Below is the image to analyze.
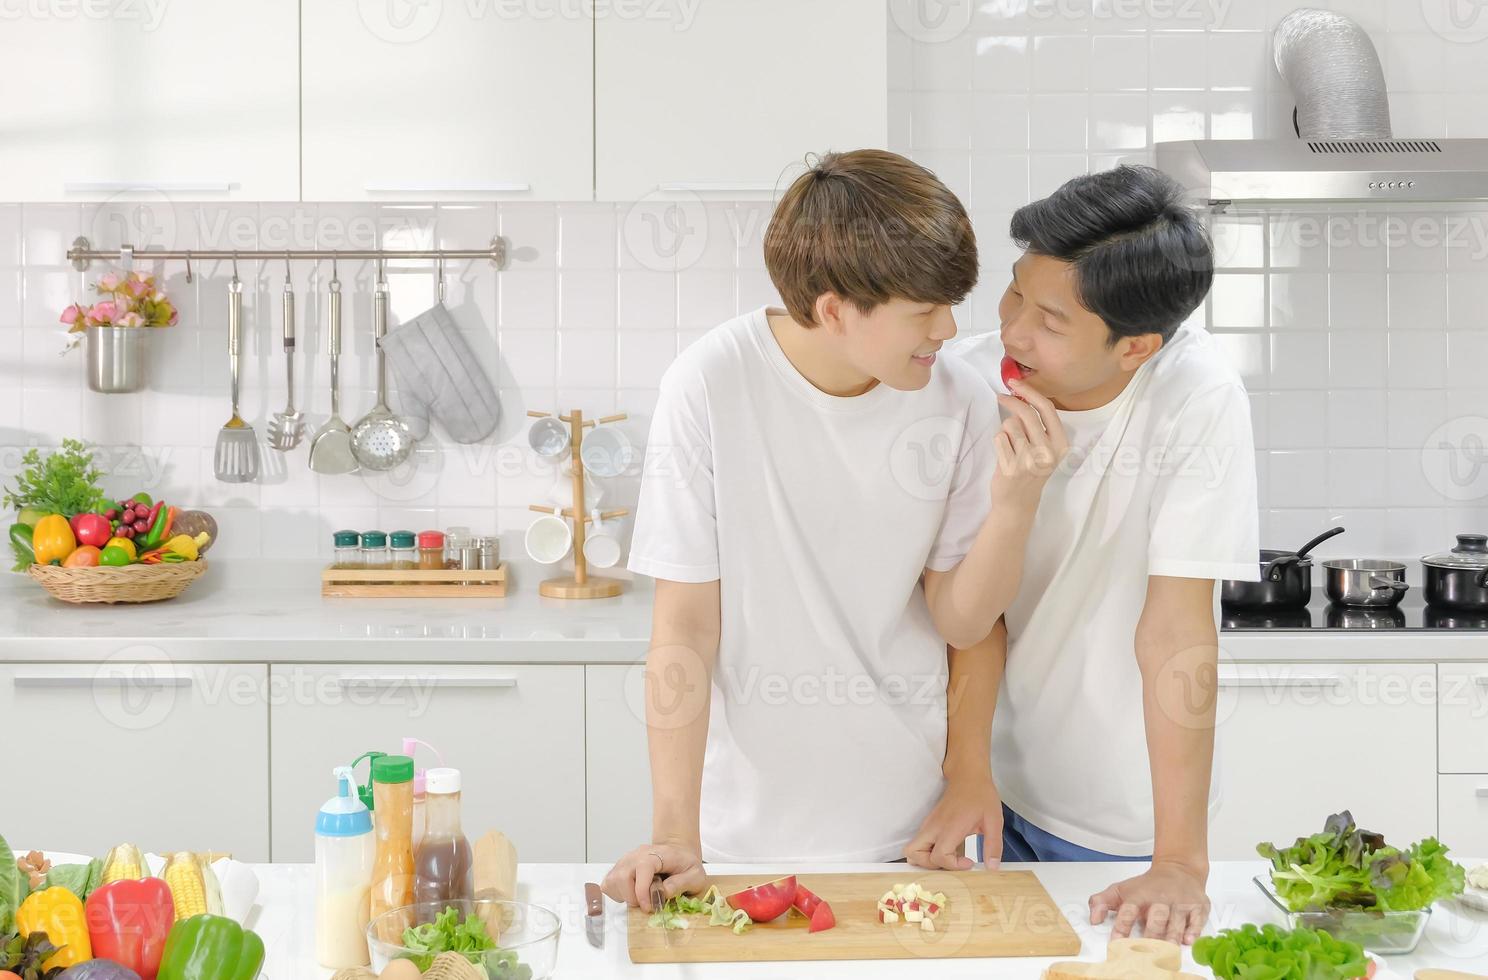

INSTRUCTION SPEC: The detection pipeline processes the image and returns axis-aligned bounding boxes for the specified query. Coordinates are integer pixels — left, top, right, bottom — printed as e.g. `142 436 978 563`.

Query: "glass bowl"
366 899 561 978
1252 876 1430 954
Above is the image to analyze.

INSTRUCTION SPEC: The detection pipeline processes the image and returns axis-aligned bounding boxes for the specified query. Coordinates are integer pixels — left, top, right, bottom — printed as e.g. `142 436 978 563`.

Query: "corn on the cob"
100 843 146 885
200 854 224 916
163 851 208 920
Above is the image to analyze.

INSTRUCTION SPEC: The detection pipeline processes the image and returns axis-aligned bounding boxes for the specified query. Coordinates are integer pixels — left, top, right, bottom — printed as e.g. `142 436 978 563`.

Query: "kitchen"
2 0 1487 977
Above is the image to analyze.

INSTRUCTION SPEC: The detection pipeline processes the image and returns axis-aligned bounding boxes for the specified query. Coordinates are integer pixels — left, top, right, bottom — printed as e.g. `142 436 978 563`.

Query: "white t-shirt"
947 324 1260 856
628 307 1001 862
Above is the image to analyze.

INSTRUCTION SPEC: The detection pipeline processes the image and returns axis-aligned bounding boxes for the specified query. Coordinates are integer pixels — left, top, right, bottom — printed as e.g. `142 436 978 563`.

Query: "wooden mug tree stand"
528 409 630 599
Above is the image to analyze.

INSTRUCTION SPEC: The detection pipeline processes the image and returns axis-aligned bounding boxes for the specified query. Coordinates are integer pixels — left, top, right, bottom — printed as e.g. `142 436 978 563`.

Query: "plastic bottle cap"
418 530 445 549
317 766 373 837
390 530 416 549
361 530 388 548
371 754 414 784
425 767 461 794
333 530 361 547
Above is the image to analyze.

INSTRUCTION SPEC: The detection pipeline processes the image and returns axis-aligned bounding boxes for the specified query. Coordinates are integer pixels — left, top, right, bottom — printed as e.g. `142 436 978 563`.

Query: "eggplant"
58 960 143 980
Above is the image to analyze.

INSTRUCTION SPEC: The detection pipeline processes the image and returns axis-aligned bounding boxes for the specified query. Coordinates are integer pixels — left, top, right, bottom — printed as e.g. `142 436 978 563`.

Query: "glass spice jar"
418 531 446 570
389 530 417 569
360 530 390 569
444 526 472 570
333 530 362 569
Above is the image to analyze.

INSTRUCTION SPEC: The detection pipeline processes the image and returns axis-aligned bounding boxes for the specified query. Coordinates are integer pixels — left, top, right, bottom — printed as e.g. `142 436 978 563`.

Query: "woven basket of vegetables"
28 559 208 604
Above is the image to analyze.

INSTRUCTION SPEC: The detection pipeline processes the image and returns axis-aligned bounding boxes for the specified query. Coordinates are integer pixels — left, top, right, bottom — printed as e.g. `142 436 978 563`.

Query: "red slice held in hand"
1000 354 1024 390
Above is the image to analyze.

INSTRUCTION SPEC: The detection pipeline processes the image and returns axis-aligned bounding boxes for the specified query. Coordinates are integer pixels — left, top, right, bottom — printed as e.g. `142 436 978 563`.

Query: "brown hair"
763 149 978 326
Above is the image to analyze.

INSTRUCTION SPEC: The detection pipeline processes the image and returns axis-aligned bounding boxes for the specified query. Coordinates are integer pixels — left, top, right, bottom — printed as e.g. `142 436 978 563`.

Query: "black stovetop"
1221 592 1488 631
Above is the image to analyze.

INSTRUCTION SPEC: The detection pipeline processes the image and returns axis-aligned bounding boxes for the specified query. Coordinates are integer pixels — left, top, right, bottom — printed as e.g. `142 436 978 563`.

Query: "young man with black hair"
909 165 1260 946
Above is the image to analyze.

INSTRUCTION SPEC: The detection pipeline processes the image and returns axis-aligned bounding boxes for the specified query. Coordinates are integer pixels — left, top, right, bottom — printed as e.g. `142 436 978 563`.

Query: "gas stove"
1221 592 1488 631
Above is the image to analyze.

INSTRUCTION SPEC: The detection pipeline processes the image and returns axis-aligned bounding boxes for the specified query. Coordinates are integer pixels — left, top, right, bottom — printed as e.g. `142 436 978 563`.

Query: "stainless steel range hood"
1155 137 1488 209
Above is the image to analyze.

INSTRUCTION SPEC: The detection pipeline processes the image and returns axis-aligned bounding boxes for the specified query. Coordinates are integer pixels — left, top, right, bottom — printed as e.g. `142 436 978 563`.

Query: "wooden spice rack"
528 408 629 599
321 565 507 598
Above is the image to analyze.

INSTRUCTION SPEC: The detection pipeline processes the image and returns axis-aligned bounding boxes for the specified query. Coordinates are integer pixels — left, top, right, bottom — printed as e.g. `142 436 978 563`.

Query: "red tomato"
71 512 113 548
725 875 797 923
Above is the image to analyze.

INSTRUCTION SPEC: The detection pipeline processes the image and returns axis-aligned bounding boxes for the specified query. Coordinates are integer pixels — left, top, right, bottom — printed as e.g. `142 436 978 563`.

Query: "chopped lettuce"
1194 923 1369 980
648 884 751 934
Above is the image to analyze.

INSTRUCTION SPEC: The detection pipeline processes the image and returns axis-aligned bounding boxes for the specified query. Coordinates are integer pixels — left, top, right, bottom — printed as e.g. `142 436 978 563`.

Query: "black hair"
1009 165 1212 344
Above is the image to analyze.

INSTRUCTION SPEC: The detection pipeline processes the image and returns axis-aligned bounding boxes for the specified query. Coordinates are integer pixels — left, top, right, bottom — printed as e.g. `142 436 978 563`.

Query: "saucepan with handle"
1220 526 1346 610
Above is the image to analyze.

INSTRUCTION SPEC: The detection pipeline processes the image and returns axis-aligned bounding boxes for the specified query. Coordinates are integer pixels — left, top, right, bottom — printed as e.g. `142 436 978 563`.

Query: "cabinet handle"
362 181 531 194
336 674 518 690
1477 787 1488 799
657 181 778 193
14 672 193 690
63 180 234 193
1216 671 1342 690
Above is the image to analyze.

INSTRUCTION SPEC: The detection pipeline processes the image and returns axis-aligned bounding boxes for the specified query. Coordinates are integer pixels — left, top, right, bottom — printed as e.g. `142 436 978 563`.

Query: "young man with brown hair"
601 149 1067 907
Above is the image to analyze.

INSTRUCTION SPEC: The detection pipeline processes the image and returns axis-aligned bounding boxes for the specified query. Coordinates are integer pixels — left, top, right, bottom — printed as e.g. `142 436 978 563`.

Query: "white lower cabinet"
268 665 585 863
1438 663 1488 773
585 665 652 862
1208 663 1437 859
0 663 270 860
1439 774 1488 856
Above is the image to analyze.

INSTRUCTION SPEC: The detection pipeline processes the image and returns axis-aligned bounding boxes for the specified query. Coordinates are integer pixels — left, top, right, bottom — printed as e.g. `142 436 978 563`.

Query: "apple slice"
809 900 836 933
1000 354 1024 390
725 875 797 923
792 884 824 919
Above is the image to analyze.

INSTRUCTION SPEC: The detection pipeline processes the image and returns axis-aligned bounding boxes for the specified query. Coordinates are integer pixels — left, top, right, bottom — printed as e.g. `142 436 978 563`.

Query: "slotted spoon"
350 260 415 471
213 270 260 483
266 259 304 451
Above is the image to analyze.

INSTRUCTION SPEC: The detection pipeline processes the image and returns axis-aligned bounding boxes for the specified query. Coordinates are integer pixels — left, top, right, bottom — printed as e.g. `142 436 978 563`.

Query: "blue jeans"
986 805 1151 863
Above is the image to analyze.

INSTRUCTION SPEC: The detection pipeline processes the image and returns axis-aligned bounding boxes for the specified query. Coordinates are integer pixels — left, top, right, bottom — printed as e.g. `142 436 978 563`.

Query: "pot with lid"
1421 533 1488 611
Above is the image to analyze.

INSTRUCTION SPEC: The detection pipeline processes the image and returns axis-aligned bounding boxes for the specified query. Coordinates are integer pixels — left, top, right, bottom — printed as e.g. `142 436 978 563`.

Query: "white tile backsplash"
5 1 1486 565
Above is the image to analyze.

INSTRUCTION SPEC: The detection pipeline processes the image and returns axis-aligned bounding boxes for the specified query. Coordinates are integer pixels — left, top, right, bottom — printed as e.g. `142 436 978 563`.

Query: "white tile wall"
4 1 1488 568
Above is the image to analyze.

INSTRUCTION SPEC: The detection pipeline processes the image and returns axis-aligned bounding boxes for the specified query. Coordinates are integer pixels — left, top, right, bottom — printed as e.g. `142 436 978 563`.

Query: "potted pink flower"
63 269 179 393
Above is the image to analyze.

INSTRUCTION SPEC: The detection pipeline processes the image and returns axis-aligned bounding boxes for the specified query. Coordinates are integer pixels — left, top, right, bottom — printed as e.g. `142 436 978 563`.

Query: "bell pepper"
32 513 77 565
16 886 93 969
85 878 175 980
157 915 263 980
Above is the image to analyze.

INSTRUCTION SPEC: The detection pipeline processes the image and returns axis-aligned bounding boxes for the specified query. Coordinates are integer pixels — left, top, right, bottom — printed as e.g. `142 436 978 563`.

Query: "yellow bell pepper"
31 513 76 565
16 886 92 969
162 532 210 562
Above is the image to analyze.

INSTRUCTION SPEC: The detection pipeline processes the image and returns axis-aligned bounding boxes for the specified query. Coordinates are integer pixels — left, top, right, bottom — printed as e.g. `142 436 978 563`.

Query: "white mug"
583 510 622 569
580 424 634 478
524 514 573 565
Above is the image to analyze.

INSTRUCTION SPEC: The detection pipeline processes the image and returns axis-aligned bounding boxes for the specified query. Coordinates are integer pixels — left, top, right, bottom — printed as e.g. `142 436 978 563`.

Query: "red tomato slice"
725 875 797 923
999 355 1024 389
792 884 823 919
809 900 835 933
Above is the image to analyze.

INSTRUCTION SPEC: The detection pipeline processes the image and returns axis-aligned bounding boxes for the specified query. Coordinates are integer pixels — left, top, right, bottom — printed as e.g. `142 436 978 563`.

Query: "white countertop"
244 860 1488 979
3 562 1486 663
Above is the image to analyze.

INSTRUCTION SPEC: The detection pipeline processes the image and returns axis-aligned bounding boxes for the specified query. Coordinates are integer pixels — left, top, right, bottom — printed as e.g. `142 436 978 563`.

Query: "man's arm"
905 619 1008 870
1089 574 1218 944
922 382 1067 649
600 578 720 910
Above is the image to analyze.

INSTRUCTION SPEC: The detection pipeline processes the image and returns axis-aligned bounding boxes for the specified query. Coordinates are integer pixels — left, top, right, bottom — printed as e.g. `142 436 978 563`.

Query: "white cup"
524 514 573 565
583 510 622 569
528 417 570 459
580 424 634 478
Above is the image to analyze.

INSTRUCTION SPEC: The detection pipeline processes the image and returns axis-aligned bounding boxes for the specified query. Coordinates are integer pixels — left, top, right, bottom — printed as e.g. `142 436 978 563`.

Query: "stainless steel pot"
1323 559 1409 608
1422 533 1488 612
85 324 150 393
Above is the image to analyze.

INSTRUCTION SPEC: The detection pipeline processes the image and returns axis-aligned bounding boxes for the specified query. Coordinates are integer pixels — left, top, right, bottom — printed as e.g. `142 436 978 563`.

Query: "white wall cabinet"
585 665 652 862
0 663 270 860
1208 663 1438 860
267 664 585 863
594 0 888 201
300 4 593 201
0 1 299 202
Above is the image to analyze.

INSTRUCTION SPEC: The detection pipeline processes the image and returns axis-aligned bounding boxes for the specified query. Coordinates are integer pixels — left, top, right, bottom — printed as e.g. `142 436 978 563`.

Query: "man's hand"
991 379 1069 507
1088 861 1210 945
600 840 708 912
904 775 1004 871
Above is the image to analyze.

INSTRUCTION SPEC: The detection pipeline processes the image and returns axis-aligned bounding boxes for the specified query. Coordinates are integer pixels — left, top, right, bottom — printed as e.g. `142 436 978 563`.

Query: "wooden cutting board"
627 870 1081 964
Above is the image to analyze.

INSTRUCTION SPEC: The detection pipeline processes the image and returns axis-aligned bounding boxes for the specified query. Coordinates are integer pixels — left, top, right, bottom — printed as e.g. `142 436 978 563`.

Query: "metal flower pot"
85 325 150 393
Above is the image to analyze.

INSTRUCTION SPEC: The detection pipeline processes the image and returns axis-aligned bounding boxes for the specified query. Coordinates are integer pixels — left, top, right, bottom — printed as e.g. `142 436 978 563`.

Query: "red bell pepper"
85 877 176 980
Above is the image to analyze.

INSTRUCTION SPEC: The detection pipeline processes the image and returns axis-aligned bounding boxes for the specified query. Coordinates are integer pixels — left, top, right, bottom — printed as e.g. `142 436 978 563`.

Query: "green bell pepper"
157 915 264 980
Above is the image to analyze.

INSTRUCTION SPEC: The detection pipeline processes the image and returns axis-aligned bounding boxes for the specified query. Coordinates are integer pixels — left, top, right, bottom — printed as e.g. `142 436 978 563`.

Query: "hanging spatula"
267 258 304 451
308 266 358 475
213 268 261 483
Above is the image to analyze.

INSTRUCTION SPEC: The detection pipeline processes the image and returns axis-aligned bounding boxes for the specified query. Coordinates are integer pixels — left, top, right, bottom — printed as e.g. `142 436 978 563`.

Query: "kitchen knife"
651 876 671 948
584 881 604 949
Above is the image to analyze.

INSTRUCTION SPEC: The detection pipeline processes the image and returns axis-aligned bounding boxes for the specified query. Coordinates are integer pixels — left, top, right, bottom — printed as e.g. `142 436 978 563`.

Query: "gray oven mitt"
380 302 501 444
